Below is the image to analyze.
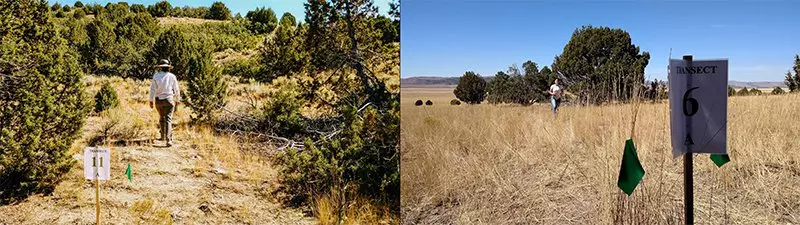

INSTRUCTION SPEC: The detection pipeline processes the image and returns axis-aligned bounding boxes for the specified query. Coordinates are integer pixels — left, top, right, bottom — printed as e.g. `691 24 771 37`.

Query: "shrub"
425 100 433 105
74 1 83 8
373 15 398 45
279 12 296 28
246 7 277 35
149 1 171 17
414 100 423 106
258 25 308 82
97 106 147 143
0 0 90 202
84 11 159 78
55 10 65 18
749 88 762 96
94 82 120 113
72 8 85 19
454 71 487 104
166 21 258 52
187 52 228 123
772 87 786 95
51 2 61 11
737 87 749 96
728 86 736 97
130 4 145 13
206 1 230 20
221 56 261 80
277 96 400 208
450 99 461 105
62 5 71 12
262 78 306 137
145 27 197 80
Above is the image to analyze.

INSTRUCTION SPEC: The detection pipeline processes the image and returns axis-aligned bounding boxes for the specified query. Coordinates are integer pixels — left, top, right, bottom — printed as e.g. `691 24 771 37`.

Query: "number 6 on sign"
683 87 699 116
668 59 728 157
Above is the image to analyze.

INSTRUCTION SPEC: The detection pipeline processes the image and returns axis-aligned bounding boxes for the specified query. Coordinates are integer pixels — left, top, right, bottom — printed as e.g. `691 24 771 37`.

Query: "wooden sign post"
84 147 111 225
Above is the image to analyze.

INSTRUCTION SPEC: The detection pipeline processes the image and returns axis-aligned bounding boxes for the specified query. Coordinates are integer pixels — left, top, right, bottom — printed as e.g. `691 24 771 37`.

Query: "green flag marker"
710 154 730 167
125 163 132 182
617 139 645 196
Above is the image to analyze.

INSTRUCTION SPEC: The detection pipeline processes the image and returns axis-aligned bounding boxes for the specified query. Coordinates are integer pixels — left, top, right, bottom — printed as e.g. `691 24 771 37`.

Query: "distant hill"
402 76 786 89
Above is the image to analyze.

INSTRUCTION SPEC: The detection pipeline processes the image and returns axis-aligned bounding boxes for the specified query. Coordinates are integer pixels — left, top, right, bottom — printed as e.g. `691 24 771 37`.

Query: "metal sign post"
669 54 728 225
683 55 694 225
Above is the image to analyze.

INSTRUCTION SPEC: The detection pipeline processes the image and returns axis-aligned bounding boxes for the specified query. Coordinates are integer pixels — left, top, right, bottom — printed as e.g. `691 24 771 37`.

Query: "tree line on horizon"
454 26 799 105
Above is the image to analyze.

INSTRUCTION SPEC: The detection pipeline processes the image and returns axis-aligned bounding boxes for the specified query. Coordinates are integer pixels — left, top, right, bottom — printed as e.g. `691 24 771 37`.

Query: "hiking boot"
166 141 173 147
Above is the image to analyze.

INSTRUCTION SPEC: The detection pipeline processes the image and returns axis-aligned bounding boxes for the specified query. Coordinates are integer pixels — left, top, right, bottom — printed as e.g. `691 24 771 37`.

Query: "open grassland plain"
401 87 800 224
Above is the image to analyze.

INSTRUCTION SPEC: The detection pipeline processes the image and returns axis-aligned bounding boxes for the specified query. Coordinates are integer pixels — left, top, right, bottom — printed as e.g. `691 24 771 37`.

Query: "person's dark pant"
551 97 562 114
155 98 175 144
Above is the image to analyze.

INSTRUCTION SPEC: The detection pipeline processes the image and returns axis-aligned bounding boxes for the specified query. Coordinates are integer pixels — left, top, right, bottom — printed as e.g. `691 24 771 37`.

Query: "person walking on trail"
549 78 563 115
150 59 180 147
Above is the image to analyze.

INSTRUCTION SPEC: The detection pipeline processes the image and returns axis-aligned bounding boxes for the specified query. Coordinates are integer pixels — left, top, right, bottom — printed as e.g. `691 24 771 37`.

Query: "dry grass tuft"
401 87 800 224
314 187 397 225
130 197 173 225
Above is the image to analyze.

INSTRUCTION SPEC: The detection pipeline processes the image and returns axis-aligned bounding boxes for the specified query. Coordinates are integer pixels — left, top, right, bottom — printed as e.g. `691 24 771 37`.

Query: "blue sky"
401 0 800 81
50 0 394 21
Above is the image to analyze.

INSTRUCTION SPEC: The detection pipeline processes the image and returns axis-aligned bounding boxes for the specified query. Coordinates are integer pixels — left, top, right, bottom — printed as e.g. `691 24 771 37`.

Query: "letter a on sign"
668 59 728 157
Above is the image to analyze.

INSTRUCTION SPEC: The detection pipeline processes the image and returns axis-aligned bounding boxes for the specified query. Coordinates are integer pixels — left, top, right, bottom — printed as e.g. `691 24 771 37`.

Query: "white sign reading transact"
668 58 728 157
84 147 111 180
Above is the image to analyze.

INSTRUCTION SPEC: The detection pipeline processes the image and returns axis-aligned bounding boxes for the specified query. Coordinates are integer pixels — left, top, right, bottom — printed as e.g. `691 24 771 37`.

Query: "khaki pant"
155 98 175 144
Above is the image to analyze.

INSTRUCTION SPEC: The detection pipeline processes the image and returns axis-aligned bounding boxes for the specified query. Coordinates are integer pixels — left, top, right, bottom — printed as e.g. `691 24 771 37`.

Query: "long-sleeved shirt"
149 71 180 102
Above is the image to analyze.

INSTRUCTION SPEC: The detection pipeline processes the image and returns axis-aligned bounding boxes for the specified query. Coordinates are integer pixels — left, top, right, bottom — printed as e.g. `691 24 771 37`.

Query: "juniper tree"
554 26 650 104
245 7 278 34
94 81 120 113
206 2 230 20
280 12 296 28
454 71 487 104
187 51 227 123
0 0 90 203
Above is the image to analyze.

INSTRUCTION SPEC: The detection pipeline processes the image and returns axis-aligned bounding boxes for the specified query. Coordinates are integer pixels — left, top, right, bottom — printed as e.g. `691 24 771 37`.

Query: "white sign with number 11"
84 147 111 180
669 58 728 157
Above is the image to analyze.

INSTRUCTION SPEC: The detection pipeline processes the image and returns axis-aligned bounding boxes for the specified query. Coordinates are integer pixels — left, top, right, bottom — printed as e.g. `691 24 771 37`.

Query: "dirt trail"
0 111 315 224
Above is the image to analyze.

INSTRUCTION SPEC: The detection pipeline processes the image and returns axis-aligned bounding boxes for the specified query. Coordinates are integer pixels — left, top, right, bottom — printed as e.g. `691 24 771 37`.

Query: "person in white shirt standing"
149 59 180 147
548 78 563 115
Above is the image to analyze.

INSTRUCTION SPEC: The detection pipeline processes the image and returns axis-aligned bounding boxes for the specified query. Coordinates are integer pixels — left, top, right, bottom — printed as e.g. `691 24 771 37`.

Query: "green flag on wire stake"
617 139 645 196
125 163 132 182
710 154 730 167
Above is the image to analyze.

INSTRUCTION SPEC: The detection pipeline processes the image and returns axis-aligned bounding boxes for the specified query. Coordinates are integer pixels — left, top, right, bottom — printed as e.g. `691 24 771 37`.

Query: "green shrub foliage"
83 11 159 78
277 96 400 208
94 81 120 113
279 12 296 28
206 1 230 20
772 87 786 95
0 0 90 203
148 1 171 17
554 25 650 104
145 27 196 80
738 87 749 96
187 51 227 122
450 99 461 105
72 8 85 19
246 7 278 35
414 100 423 106
261 79 306 137
454 71 487 104
258 24 308 82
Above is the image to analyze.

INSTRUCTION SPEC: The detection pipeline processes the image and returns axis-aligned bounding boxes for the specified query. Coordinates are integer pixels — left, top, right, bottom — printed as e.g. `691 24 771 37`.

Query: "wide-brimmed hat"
154 59 173 68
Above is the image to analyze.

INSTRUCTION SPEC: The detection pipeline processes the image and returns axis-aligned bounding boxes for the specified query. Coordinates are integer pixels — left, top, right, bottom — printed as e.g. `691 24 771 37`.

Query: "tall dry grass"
400 91 800 224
